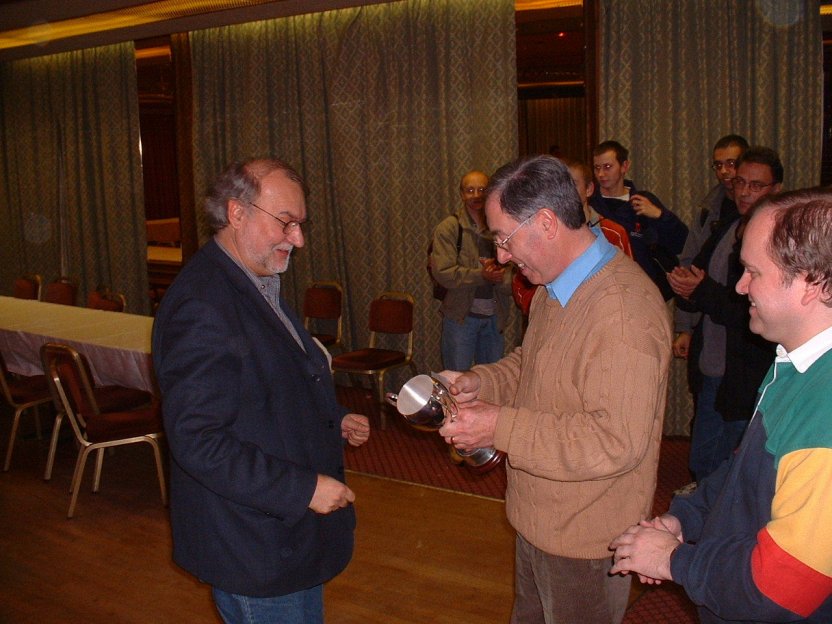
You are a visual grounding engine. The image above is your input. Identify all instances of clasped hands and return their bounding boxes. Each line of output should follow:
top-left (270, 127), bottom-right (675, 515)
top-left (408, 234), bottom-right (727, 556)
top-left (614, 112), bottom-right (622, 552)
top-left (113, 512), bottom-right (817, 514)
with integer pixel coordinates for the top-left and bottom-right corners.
top-left (608, 514), bottom-right (684, 584)
top-left (667, 265), bottom-right (706, 300)
top-left (436, 370), bottom-right (499, 452)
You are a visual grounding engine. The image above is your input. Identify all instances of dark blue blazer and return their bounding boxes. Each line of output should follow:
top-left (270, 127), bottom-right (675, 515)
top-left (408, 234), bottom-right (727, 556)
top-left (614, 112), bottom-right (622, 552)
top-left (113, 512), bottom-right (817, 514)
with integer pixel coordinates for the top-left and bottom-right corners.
top-left (152, 239), bottom-right (354, 597)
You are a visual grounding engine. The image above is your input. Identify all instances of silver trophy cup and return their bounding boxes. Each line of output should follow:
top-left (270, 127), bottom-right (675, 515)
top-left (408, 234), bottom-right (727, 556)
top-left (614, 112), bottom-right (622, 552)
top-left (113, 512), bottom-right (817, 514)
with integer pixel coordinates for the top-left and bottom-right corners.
top-left (386, 374), bottom-right (504, 473)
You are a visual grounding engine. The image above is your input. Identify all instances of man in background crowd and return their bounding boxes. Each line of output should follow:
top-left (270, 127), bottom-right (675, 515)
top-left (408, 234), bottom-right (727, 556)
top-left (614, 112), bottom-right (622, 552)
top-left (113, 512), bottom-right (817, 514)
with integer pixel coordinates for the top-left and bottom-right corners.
top-left (590, 140), bottom-right (688, 300)
top-left (431, 170), bottom-right (512, 370)
top-left (440, 155), bottom-right (671, 624)
top-left (670, 146), bottom-right (782, 483)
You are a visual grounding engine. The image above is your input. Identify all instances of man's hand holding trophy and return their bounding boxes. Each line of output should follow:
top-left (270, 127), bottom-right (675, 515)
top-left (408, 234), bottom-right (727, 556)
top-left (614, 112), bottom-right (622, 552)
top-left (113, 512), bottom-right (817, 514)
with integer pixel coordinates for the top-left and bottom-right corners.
top-left (386, 371), bottom-right (505, 474)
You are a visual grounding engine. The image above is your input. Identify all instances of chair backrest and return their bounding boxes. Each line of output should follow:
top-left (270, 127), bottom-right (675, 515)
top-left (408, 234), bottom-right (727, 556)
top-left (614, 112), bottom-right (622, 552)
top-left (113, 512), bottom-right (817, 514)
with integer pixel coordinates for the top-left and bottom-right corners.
top-left (43, 277), bottom-right (78, 306)
top-left (12, 274), bottom-right (41, 300)
top-left (40, 343), bottom-right (100, 436)
top-left (303, 281), bottom-right (342, 321)
top-left (87, 288), bottom-right (126, 312)
top-left (303, 281), bottom-right (343, 346)
top-left (368, 291), bottom-right (414, 358)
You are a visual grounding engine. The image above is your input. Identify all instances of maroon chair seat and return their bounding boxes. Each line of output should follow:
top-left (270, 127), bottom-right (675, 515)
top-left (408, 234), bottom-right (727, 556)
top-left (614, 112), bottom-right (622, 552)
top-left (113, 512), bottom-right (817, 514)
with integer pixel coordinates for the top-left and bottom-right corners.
top-left (85, 405), bottom-right (163, 443)
top-left (332, 348), bottom-right (406, 370)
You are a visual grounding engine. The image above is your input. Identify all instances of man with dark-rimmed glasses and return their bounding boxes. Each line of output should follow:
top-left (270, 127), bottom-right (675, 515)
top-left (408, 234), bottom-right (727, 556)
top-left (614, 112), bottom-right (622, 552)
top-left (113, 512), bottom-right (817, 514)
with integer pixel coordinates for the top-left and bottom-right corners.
top-left (669, 145), bottom-right (783, 484)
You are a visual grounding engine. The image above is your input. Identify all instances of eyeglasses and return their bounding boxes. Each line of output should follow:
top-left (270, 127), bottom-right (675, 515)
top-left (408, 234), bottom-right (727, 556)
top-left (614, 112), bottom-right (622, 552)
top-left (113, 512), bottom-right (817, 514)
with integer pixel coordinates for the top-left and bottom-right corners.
top-left (592, 163), bottom-right (615, 172)
top-left (732, 177), bottom-right (775, 193)
top-left (243, 200), bottom-right (309, 234)
top-left (711, 159), bottom-right (738, 171)
top-left (494, 213), bottom-right (535, 250)
top-left (462, 186), bottom-right (487, 195)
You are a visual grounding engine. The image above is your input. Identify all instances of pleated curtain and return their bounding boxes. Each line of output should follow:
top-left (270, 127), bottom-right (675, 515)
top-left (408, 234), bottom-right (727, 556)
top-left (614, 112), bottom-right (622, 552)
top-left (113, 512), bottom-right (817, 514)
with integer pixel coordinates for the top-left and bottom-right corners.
top-left (189, 0), bottom-right (520, 376)
top-left (0, 43), bottom-right (149, 314)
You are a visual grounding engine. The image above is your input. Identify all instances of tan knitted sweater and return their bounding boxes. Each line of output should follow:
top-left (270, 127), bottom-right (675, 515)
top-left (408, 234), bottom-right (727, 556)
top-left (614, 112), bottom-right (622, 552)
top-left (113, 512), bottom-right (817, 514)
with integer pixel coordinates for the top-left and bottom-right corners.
top-left (474, 253), bottom-right (672, 559)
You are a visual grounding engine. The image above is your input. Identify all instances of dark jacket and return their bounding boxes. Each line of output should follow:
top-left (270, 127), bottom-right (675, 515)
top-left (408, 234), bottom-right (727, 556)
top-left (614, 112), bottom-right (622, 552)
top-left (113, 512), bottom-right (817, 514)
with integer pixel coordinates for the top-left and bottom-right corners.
top-left (590, 180), bottom-right (688, 300)
top-left (152, 239), bottom-right (354, 597)
top-left (684, 234), bottom-right (776, 420)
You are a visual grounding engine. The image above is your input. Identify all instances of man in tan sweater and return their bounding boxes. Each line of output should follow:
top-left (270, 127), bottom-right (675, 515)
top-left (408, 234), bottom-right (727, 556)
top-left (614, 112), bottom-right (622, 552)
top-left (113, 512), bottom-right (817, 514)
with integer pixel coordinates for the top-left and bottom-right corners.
top-left (439, 155), bottom-right (672, 624)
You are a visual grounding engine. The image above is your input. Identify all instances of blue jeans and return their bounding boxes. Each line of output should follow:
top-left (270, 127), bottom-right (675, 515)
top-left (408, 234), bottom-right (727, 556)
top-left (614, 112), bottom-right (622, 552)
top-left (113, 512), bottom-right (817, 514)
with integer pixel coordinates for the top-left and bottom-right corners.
top-left (689, 375), bottom-right (749, 482)
top-left (212, 585), bottom-right (323, 624)
top-left (441, 315), bottom-right (504, 371)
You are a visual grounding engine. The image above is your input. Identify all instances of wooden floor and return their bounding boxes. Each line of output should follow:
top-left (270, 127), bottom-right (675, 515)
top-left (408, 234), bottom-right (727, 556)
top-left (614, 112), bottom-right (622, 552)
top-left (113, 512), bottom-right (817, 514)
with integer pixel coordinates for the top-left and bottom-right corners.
top-left (0, 410), bottom-right (516, 623)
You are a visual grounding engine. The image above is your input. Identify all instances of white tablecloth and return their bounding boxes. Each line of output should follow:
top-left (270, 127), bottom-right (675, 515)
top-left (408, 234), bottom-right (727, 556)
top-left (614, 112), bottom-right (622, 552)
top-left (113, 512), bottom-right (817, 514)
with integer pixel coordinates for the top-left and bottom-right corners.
top-left (0, 296), bottom-right (156, 394)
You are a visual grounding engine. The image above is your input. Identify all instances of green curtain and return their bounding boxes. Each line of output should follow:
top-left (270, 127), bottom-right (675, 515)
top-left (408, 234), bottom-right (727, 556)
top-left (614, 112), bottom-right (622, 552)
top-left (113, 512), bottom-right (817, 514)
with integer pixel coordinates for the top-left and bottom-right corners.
top-left (190, 0), bottom-right (519, 379)
top-left (0, 43), bottom-right (149, 314)
top-left (598, 0), bottom-right (823, 435)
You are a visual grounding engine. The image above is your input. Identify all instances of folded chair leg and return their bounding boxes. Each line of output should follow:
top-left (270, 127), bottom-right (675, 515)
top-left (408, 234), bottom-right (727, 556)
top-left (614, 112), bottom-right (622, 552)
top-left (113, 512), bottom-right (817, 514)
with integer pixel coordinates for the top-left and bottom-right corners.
top-left (43, 412), bottom-right (64, 481)
top-left (93, 448), bottom-right (105, 492)
top-left (68, 446), bottom-right (93, 518)
top-left (2, 408), bottom-right (23, 471)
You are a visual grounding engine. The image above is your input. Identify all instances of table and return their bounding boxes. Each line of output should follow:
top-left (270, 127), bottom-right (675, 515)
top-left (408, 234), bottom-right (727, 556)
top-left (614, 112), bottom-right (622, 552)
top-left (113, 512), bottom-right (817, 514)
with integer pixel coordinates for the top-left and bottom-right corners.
top-left (0, 296), bottom-right (156, 394)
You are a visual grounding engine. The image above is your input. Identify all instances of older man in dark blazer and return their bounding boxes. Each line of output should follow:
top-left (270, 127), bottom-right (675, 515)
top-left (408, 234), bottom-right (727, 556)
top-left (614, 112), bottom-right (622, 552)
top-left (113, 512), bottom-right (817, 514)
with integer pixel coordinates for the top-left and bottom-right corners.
top-left (152, 158), bottom-right (370, 624)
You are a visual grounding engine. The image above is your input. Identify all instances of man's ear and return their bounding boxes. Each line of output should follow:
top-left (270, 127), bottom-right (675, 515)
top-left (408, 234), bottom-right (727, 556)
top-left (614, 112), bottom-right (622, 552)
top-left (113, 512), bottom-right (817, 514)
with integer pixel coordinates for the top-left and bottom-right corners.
top-left (538, 209), bottom-right (559, 238)
top-left (621, 160), bottom-right (631, 176)
top-left (586, 180), bottom-right (595, 197)
top-left (227, 198), bottom-right (245, 229)
top-left (801, 278), bottom-right (823, 307)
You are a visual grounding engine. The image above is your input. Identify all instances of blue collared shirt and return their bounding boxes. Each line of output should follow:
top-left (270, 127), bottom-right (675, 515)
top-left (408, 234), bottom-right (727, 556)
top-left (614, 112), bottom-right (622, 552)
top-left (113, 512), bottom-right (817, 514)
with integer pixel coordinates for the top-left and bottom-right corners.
top-left (544, 227), bottom-right (618, 306)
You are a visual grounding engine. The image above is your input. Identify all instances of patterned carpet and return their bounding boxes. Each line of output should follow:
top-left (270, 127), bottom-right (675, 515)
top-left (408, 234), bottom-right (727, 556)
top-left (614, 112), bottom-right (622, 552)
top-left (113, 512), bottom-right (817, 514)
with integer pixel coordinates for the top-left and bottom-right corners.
top-left (337, 385), bottom-right (699, 623)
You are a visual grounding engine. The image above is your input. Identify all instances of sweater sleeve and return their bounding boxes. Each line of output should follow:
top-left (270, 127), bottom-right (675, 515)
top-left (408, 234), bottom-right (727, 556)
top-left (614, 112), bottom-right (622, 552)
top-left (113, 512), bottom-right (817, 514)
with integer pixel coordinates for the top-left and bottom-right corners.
top-left (671, 448), bottom-right (832, 621)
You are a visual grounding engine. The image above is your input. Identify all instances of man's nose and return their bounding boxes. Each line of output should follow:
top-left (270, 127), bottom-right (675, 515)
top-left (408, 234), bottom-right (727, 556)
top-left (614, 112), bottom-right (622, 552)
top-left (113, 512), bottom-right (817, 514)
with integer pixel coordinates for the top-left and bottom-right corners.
top-left (289, 227), bottom-right (305, 248)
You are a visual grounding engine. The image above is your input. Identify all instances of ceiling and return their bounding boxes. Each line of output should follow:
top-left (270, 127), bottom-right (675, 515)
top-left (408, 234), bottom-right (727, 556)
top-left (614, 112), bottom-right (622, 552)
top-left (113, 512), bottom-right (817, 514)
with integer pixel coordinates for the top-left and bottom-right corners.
top-left (0, 0), bottom-right (582, 60)
top-left (0, 0), bottom-right (394, 61)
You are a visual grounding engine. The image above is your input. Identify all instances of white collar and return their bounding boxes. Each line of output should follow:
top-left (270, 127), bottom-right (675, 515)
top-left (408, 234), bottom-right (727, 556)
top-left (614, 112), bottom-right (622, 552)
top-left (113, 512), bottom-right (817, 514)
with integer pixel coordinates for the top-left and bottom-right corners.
top-left (775, 324), bottom-right (832, 373)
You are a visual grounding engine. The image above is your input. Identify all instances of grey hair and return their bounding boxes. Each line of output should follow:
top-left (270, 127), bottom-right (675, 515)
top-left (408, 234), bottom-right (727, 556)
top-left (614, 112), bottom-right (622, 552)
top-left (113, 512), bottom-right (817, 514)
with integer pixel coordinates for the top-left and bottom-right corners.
top-left (486, 155), bottom-right (584, 229)
top-left (204, 158), bottom-right (308, 234)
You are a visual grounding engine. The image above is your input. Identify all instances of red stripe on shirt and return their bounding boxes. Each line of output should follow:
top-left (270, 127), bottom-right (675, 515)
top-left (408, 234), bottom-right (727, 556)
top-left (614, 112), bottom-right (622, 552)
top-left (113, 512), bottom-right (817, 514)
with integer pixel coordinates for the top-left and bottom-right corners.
top-left (751, 528), bottom-right (832, 617)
